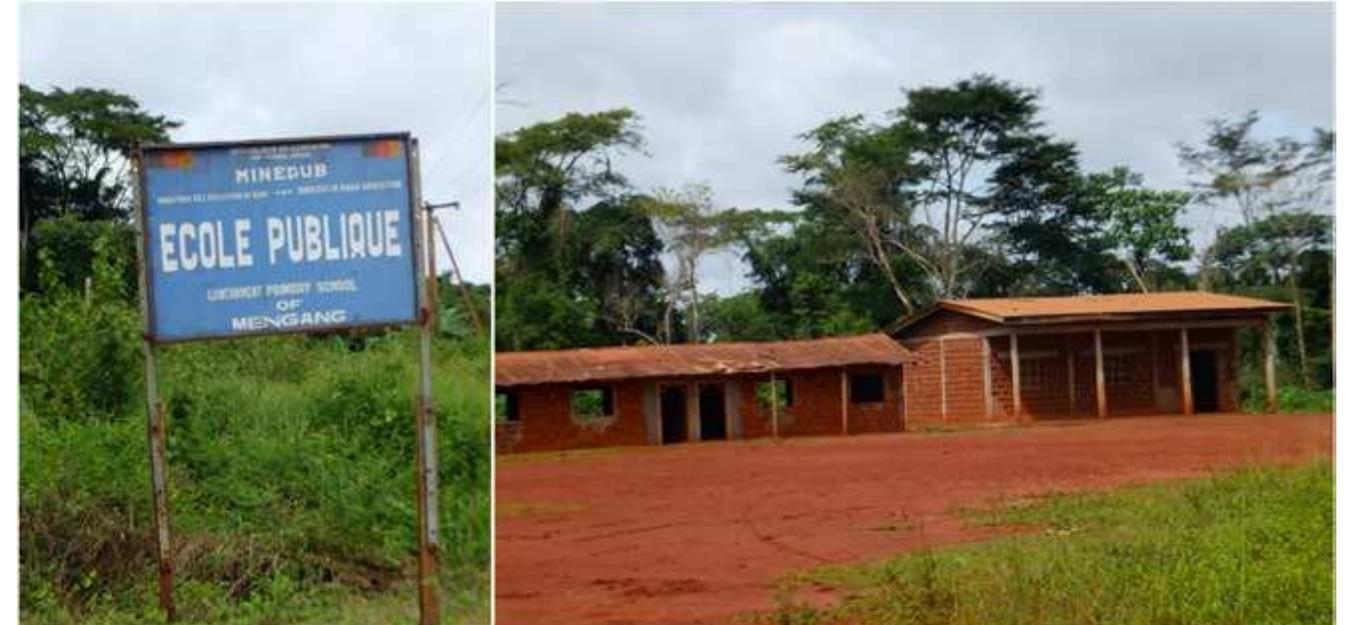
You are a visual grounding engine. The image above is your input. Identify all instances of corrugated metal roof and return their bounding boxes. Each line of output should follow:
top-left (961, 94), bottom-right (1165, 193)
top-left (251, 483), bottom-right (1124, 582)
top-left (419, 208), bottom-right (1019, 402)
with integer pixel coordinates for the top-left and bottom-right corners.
top-left (941, 291), bottom-right (1289, 322)
top-left (496, 333), bottom-right (910, 387)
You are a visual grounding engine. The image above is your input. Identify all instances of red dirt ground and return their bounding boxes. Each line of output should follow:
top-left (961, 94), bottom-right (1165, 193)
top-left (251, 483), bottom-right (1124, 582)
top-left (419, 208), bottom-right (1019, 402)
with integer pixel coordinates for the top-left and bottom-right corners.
top-left (494, 413), bottom-right (1332, 625)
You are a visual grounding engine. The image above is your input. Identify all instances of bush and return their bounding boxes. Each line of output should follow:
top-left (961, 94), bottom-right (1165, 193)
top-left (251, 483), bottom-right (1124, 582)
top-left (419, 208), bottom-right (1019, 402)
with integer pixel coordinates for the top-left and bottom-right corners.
top-left (21, 273), bottom-right (490, 623)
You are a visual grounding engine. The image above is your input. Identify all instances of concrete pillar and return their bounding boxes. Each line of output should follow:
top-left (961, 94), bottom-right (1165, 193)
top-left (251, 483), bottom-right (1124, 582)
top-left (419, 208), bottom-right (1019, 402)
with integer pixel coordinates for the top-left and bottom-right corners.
top-left (1230, 328), bottom-right (1242, 411)
top-left (939, 338), bottom-right (948, 420)
top-left (1010, 333), bottom-right (1022, 418)
top-left (1094, 329), bottom-right (1107, 418)
top-left (769, 371), bottom-right (779, 439)
top-left (982, 337), bottom-right (993, 419)
top-left (1180, 327), bottom-right (1194, 415)
top-left (1150, 331), bottom-right (1160, 411)
top-left (840, 369), bottom-right (849, 435)
top-left (1065, 334), bottom-right (1075, 418)
top-left (1265, 320), bottom-right (1278, 413)
top-left (686, 383), bottom-right (700, 441)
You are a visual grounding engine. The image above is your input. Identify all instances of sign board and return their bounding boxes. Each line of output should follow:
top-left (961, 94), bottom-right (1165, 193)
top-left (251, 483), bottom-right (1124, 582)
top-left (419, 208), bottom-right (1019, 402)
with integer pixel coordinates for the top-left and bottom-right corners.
top-left (138, 133), bottom-right (420, 342)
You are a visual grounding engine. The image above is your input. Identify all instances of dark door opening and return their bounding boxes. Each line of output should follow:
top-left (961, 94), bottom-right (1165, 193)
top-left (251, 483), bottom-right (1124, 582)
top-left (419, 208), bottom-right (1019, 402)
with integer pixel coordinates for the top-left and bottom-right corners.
top-left (698, 384), bottom-right (727, 441)
top-left (660, 386), bottom-right (688, 444)
top-left (1189, 350), bottom-right (1220, 413)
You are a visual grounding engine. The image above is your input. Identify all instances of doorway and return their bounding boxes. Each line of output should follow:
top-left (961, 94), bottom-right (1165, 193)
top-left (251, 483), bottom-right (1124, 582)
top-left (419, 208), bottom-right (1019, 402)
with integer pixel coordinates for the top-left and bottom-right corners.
top-left (698, 384), bottom-right (727, 441)
top-left (1189, 350), bottom-right (1220, 412)
top-left (660, 385), bottom-right (688, 444)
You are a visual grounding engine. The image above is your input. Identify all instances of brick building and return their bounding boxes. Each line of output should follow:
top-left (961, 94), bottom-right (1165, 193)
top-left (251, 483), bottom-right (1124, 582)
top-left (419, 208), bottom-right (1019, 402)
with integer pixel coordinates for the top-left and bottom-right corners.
top-left (890, 292), bottom-right (1289, 424)
top-left (495, 334), bottom-right (909, 453)
top-left (495, 292), bottom-right (1289, 452)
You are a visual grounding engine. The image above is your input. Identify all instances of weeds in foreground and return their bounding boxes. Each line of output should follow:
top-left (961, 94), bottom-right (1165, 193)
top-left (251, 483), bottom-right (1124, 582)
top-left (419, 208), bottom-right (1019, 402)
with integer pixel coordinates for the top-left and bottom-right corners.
top-left (769, 461), bottom-right (1332, 625)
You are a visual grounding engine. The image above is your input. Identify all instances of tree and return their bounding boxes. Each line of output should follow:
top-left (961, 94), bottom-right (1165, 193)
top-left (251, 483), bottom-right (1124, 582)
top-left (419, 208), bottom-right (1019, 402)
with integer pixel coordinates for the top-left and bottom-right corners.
top-left (495, 109), bottom-right (644, 272)
top-left (19, 85), bottom-right (179, 291)
top-left (1210, 211), bottom-right (1332, 387)
top-left (1178, 111), bottom-right (1333, 289)
top-left (895, 74), bottom-right (1045, 297)
top-left (782, 74), bottom-right (1105, 305)
top-left (983, 132), bottom-right (1120, 295)
top-left (495, 110), bottom-right (664, 350)
top-left (1088, 168), bottom-right (1193, 292)
top-left (781, 116), bottom-right (930, 315)
top-left (1179, 112), bottom-right (1334, 388)
top-left (570, 197), bottom-right (666, 344)
top-left (642, 184), bottom-right (786, 343)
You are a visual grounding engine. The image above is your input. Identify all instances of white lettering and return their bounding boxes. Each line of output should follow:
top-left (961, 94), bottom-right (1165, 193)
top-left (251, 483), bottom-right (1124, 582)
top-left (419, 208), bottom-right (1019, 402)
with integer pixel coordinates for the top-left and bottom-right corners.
top-left (179, 222), bottom-right (199, 271)
top-left (159, 224), bottom-right (178, 273)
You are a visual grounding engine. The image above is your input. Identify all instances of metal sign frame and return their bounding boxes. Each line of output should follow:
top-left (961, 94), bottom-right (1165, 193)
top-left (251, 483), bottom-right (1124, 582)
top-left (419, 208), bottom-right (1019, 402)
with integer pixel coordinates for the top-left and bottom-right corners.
top-left (131, 133), bottom-right (441, 624)
top-left (136, 132), bottom-right (421, 344)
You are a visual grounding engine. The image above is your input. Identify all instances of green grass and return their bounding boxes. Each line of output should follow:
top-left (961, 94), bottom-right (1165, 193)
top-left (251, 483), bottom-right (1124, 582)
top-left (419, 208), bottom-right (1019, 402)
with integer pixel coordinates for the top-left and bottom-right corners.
top-left (21, 286), bottom-right (489, 624)
top-left (768, 461), bottom-right (1333, 625)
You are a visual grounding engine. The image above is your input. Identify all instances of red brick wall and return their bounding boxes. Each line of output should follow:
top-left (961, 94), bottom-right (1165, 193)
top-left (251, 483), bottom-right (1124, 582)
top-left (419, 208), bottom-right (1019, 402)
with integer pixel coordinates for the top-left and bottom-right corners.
top-left (501, 380), bottom-right (652, 453)
top-left (738, 367), bottom-right (902, 437)
top-left (899, 311), bottom-right (1242, 423)
top-left (501, 365), bottom-right (904, 453)
top-left (902, 334), bottom-right (1001, 424)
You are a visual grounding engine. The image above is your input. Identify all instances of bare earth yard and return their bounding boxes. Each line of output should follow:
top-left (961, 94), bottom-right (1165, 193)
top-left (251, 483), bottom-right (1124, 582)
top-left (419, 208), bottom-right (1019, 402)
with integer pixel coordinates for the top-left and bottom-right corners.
top-left (495, 413), bottom-right (1332, 625)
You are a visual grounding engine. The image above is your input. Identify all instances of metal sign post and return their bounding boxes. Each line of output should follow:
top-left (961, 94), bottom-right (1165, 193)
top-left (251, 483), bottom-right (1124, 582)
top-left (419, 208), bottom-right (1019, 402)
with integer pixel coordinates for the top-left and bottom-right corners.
top-left (411, 140), bottom-right (443, 625)
top-left (132, 133), bottom-right (441, 623)
top-left (133, 151), bottom-right (177, 622)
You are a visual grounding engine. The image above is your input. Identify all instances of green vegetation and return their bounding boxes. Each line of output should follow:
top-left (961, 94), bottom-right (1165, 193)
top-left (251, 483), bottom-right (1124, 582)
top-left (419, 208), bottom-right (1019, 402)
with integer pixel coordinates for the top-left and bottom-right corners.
top-left (1270, 387), bottom-right (1334, 414)
top-left (494, 75), bottom-right (1334, 399)
top-left (20, 85), bottom-right (489, 623)
top-left (768, 462), bottom-right (1332, 625)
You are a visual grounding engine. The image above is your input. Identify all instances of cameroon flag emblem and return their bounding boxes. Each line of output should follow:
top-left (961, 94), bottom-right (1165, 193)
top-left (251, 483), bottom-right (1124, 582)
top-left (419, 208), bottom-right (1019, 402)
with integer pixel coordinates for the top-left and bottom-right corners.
top-left (362, 139), bottom-right (403, 158)
top-left (148, 150), bottom-right (194, 169)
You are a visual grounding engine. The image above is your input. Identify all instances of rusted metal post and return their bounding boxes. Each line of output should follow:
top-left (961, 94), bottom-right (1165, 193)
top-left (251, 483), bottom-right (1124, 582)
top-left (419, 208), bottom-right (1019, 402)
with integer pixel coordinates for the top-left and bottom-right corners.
top-left (146, 356), bottom-right (175, 622)
top-left (132, 150), bottom-right (175, 622)
top-left (1180, 327), bottom-right (1194, 415)
top-left (1264, 319), bottom-right (1279, 413)
top-left (411, 140), bottom-right (442, 625)
top-left (1010, 333), bottom-right (1022, 419)
top-left (1093, 330), bottom-right (1107, 418)
top-left (769, 371), bottom-right (779, 438)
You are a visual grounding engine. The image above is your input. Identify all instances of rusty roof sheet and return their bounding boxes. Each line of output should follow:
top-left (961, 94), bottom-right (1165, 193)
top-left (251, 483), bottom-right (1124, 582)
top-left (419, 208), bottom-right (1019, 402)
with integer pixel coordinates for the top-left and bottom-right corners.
top-left (496, 333), bottom-right (910, 387)
top-left (939, 291), bottom-right (1288, 323)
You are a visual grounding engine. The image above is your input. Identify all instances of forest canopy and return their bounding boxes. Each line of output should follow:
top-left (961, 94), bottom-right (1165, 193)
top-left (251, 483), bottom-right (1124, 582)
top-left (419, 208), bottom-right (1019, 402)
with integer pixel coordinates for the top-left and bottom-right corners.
top-left (494, 74), bottom-right (1334, 392)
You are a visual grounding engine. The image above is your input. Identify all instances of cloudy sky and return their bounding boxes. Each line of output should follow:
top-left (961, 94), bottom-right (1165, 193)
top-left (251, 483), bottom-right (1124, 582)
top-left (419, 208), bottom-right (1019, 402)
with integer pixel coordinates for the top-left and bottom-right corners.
top-left (498, 2), bottom-right (1334, 294)
top-left (21, 2), bottom-right (493, 284)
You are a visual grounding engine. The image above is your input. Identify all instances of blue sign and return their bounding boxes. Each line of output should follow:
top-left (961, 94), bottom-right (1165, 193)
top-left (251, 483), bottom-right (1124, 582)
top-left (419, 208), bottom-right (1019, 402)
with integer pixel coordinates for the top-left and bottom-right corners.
top-left (139, 134), bottom-right (421, 342)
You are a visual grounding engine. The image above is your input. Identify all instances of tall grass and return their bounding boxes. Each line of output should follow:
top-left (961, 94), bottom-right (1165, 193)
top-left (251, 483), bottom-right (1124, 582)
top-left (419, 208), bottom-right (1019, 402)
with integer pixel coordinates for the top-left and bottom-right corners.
top-left (20, 249), bottom-right (489, 624)
top-left (770, 462), bottom-right (1332, 625)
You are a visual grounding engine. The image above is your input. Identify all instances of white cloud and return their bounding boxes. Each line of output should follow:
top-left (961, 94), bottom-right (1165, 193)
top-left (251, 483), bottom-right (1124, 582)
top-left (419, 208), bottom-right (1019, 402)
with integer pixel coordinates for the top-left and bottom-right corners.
top-left (21, 2), bottom-right (494, 283)
top-left (498, 3), bottom-right (1333, 294)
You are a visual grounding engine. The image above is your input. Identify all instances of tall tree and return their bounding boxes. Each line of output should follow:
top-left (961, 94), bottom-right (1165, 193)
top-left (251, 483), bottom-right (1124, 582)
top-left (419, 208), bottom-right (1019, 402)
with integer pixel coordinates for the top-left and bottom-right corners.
top-left (642, 184), bottom-right (785, 343)
top-left (495, 109), bottom-right (644, 273)
top-left (1177, 110), bottom-right (1333, 289)
top-left (781, 116), bottom-right (930, 315)
top-left (19, 85), bottom-right (178, 290)
top-left (1179, 112), bottom-right (1334, 387)
top-left (895, 74), bottom-right (1045, 297)
top-left (1087, 168), bottom-right (1193, 292)
top-left (570, 197), bottom-right (666, 345)
top-left (783, 74), bottom-right (1102, 306)
top-left (1210, 211), bottom-right (1332, 387)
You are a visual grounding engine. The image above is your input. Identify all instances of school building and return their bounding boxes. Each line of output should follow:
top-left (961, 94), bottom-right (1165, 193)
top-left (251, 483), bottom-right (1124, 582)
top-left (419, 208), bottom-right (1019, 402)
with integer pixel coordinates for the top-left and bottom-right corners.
top-left (496, 292), bottom-right (1288, 452)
